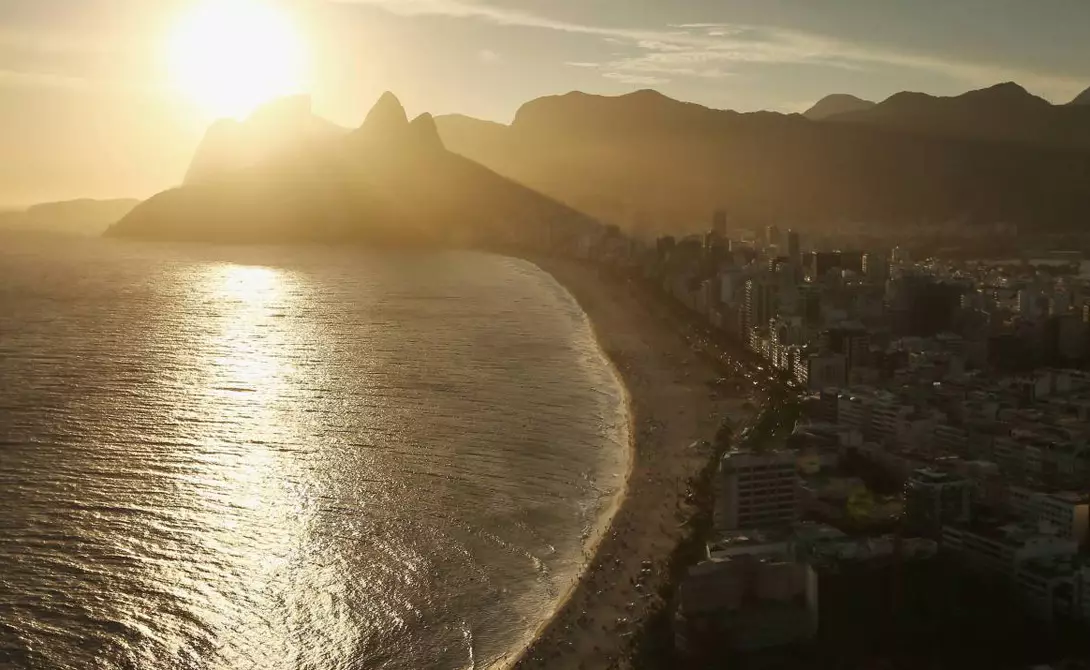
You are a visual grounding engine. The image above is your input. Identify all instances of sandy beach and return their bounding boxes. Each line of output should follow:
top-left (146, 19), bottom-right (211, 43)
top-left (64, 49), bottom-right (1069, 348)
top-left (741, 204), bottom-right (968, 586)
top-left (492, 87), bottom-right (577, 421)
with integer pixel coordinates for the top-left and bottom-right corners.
top-left (512, 258), bottom-right (751, 670)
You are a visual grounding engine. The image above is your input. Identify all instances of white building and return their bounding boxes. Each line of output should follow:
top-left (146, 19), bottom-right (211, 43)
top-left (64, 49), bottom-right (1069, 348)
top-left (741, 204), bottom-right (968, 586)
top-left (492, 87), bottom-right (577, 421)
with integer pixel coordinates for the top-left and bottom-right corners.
top-left (796, 352), bottom-right (846, 390)
top-left (1008, 487), bottom-right (1090, 547)
top-left (871, 399), bottom-right (914, 444)
top-left (941, 521), bottom-right (1078, 580)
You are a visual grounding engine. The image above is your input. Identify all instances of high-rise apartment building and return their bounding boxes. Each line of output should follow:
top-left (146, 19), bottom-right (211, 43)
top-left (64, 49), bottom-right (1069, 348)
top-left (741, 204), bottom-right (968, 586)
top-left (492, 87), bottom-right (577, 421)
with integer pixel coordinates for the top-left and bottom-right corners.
top-left (786, 230), bottom-right (801, 264)
top-left (765, 225), bottom-right (782, 248)
top-left (716, 449), bottom-right (798, 531)
top-left (905, 468), bottom-right (971, 537)
top-left (713, 209), bottom-right (728, 238)
top-left (744, 276), bottom-right (779, 334)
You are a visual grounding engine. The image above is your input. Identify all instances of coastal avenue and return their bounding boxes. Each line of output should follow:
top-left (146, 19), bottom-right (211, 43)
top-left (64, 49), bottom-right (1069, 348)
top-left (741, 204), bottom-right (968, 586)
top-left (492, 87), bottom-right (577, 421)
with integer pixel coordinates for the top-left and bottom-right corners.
top-left (633, 266), bottom-right (802, 448)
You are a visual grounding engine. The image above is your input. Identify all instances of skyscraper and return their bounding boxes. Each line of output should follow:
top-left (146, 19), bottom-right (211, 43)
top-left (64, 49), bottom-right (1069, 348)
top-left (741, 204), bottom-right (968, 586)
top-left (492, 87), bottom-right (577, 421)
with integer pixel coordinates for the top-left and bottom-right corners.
top-left (717, 449), bottom-right (798, 530)
top-left (862, 252), bottom-right (890, 283)
top-left (839, 251), bottom-right (864, 275)
top-left (712, 209), bottom-right (728, 237)
top-left (811, 251), bottom-right (842, 279)
top-left (765, 225), bottom-right (782, 248)
top-left (787, 229), bottom-right (800, 264)
top-left (745, 276), bottom-right (780, 334)
top-left (822, 324), bottom-right (871, 375)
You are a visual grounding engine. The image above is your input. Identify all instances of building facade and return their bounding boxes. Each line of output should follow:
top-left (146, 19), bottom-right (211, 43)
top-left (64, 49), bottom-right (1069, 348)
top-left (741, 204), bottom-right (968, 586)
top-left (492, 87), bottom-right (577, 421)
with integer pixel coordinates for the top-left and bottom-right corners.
top-left (717, 450), bottom-right (799, 531)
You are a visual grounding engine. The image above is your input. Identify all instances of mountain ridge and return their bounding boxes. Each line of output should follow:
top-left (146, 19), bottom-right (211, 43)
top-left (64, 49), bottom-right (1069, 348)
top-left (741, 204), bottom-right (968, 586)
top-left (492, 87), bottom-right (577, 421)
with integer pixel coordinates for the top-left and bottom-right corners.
top-left (0, 198), bottom-right (139, 236)
top-left (804, 94), bottom-right (875, 120)
top-left (435, 85), bottom-right (1090, 232)
top-left (820, 82), bottom-right (1090, 148)
top-left (185, 95), bottom-right (347, 185)
top-left (116, 81), bottom-right (1090, 244)
top-left (1070, 86), bottom-right (1090, 106)
top-left (109, 93), bottom-right (596, 247)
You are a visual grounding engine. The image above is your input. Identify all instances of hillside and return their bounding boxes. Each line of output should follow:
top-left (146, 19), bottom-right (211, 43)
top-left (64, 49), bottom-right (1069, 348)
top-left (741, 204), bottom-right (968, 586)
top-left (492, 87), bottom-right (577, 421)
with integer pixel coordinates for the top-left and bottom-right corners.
top-left (0, 199), bottom-right (140, 236)
top-left (184, 95), bottom-right (348, 184)
top-left (109, 93), bottom-right (597, 247)
top-left (436, 87), bottom-right (1090, 232)
top-left (804, 94), bottom-right (875, 120)
top-left (823, 82), bottom-right (1090, 149)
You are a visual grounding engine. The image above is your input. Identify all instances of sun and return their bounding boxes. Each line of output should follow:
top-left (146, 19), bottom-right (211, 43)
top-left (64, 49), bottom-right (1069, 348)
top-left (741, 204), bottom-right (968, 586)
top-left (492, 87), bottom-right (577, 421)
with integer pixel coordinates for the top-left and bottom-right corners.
top-left (166, 0), bottom-right (307, 120)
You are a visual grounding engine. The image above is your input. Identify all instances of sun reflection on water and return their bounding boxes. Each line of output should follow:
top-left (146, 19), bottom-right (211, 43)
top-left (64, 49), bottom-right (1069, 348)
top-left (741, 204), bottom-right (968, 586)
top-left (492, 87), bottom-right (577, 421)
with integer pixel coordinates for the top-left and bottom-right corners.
top-left (0, 244), bottom-right (638, 669)
top-left (217, 264), bottom-right (282, 304)
top-left (209, 265), bottom-right (289, 404)
top-left (172, 262), bottom-right (346, 666)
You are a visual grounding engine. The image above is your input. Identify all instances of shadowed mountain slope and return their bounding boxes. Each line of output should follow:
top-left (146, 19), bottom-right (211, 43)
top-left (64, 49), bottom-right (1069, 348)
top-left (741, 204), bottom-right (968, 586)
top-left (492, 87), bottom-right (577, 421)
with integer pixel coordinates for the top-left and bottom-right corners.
top-left (0, 198), bottom-right (139, 236)
top-left (109, 93), bottom-right (596, 246)
top-left (1070, 86), bottom-right (1090, 106)
top-left (824, 82), bottom-right (1090, 149)
top-left (804, 94), bottom-right (875, 120)
top-left (436, 87), bottom-right (1090, 232)
top-left (184, 95), bottom-right (348, 185)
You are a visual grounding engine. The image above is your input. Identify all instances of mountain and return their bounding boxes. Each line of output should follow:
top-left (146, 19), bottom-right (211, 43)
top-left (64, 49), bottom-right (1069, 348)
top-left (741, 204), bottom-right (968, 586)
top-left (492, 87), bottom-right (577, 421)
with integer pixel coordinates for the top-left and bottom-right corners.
top-left (108, 93), bottom-right (596, 246)
top-left (0, 198), bottom-right (139, 235)
top-left (184, 95), bottom-right (348, 184)
top-left (822, 82), bottom-right (1090, 149)
top-left (1070, 86), bottom-right (1090, 106)
top-left (432, 114), bottom-right (508, 155)
top-left (436, 88), bottom-right (1090, 232)
top-left (804, 94), bottom-right (875, 120)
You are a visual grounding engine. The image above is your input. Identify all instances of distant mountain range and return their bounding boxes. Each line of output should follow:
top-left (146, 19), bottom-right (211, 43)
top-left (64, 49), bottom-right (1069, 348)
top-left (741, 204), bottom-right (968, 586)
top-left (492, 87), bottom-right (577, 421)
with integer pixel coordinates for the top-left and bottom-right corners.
top-left (109, 93), bottom-right (595, 245)
top-left (111, 80), bottom-right (1090, 244)
top-left (1069, 86), bottom-right (1090, 106)
top-left (803, 94), bottom-right (875, 120)
top-left (815, 82), bottom-right (1090, 150)
top-left (0, 199), bottom-right (139, 236)
top-left (435, 83), bottom-right (1090, 232)
top-left (184, 95), bottom-right (348, 184)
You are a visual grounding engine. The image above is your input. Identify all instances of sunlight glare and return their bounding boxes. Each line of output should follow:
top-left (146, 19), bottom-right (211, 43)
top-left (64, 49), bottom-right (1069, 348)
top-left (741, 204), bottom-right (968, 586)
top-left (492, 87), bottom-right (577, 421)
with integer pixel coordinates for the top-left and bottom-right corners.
top-left (166, 0), bottom-right (307, 120)
top-left (219, 264), bottom-right (282, 303)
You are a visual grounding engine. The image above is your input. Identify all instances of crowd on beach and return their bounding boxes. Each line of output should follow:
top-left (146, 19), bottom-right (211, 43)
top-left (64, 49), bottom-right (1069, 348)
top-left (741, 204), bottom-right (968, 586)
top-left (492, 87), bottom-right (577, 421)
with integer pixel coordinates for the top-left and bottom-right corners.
top-left (511, 260), bottom-right (760, 670)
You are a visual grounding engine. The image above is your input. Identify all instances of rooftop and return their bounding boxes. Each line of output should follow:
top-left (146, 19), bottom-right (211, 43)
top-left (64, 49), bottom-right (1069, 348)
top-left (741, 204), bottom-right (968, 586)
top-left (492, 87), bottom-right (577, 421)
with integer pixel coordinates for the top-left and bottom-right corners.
top-left (807, 535), bottom-right (937, 567)
top-left (1052, 491), bottom-right (1090, 504)
top-left (908, 467), bottom-right (966, 485)
top-left (707, 528), bottom-right (792, 556)
top-left (1021, 556), bottom-right (1079, 581)
top-left (722, 447), bottom-right (796, 464)
top-left (946, 518), bottom-right (1076, 548)
top-left (1014, 487), bottom-right (1090, 505)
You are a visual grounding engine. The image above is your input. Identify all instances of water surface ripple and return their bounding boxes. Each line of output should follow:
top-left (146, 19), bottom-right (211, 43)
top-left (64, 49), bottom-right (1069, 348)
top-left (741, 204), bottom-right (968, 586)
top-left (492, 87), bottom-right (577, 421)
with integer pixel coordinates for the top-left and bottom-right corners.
top-left (0, 237), bottom-right (628, 670)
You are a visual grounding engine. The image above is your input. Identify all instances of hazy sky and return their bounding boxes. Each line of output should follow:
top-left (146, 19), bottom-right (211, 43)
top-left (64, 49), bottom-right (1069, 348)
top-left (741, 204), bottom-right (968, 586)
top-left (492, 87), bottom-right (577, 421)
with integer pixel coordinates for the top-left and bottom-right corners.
top-left (2, 0), bottom-right (1089, 204)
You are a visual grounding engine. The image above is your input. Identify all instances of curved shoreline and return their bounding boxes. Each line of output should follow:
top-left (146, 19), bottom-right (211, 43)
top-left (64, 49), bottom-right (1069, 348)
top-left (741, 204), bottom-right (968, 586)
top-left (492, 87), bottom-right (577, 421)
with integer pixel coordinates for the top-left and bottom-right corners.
top-left (509, 258), bottom-right (750, 670)
top-left (503, 259), bottom-right (638, 669)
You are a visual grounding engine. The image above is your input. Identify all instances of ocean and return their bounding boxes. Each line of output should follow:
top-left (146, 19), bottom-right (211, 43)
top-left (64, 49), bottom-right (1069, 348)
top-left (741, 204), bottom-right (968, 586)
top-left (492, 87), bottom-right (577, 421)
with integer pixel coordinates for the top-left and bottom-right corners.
top-left (0, 235), bottom-right (629, 670)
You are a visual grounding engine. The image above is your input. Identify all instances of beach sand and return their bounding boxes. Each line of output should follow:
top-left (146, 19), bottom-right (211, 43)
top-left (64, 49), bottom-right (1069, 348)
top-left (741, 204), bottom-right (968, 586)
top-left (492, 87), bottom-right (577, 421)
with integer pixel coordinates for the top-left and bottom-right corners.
top-left (512, 258), bottom-right (751, 670)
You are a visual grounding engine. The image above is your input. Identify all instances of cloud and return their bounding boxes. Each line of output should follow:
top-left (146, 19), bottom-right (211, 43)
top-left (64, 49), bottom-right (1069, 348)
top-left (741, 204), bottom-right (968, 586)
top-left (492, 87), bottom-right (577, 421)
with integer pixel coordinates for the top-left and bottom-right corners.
top-left (332, 0), bottom-right (1086, 99)
top-left (602, 72), bottom-right (667, 86)
top-left (0, 23), bottom-right (150, 91)
top-left (0, 69), bottom-right (89, 89)
top-left (478, 48), bottom-right (500, 63)
top-left (0, 30), bottom-right (103, 55)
